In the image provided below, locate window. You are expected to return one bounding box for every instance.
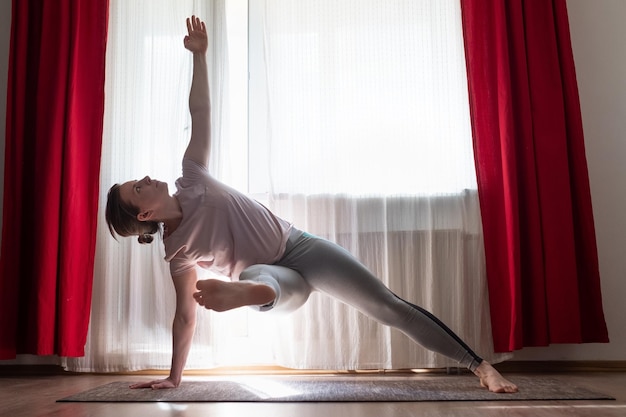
[236,0,476,196]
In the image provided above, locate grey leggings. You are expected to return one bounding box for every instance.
[239,229,483,372]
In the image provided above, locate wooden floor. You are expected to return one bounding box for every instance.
[1,371,625,417]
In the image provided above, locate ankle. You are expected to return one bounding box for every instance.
[473,360,492,377]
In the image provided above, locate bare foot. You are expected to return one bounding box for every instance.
[193,279,276,312]
[473,361,518,393]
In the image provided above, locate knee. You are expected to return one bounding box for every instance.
[239,264,272,282]
[240,264,311,314]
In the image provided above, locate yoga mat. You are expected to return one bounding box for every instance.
[58,375,614,403]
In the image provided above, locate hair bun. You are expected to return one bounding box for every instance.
[137,233,154,244]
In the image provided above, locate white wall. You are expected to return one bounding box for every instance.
[0,0,624,363]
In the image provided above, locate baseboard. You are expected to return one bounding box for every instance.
[2,361,626,376]
[0,364,67,376]
[492,360,626,373]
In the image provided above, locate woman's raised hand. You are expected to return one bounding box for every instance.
[184,15,208,54]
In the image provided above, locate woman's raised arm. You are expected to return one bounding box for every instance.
[183,16,211,167]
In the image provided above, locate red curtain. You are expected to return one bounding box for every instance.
[460,0,609,352]
[0,0,108,358]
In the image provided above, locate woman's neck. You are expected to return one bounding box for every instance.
[161,195,183,238]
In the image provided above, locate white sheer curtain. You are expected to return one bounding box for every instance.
[65,0,511,373]
[252,0,511,369]
[65,0,244,372]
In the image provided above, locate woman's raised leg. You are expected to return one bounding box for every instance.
[194,264,311,314]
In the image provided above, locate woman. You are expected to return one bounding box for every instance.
[106,16,518,393]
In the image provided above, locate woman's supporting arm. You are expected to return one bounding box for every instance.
[168,268,199,386]
[129,268,198,389]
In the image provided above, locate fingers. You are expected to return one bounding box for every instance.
[129,381,152,389]
[193,291,205,306]
[186,15,206,34]
[193,16,203,32]
[129,380,175,390]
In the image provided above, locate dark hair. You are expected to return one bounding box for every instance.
[105,184,160,244]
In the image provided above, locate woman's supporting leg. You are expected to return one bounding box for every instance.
[276,233,518,393]
[277,235,481,369]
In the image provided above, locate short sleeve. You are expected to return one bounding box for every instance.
[169,253,196,277]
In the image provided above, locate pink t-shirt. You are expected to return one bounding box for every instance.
[164,158,292,279]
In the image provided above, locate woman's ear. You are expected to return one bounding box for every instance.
[137,210,154,222]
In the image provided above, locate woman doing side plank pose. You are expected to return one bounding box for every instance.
[105,16,518,393]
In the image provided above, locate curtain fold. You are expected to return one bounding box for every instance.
[0,0,109,358]
[460,0,609,352]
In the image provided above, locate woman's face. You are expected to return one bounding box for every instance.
[118,176,169,220]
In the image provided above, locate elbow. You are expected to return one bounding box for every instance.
[190,102,211,118]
